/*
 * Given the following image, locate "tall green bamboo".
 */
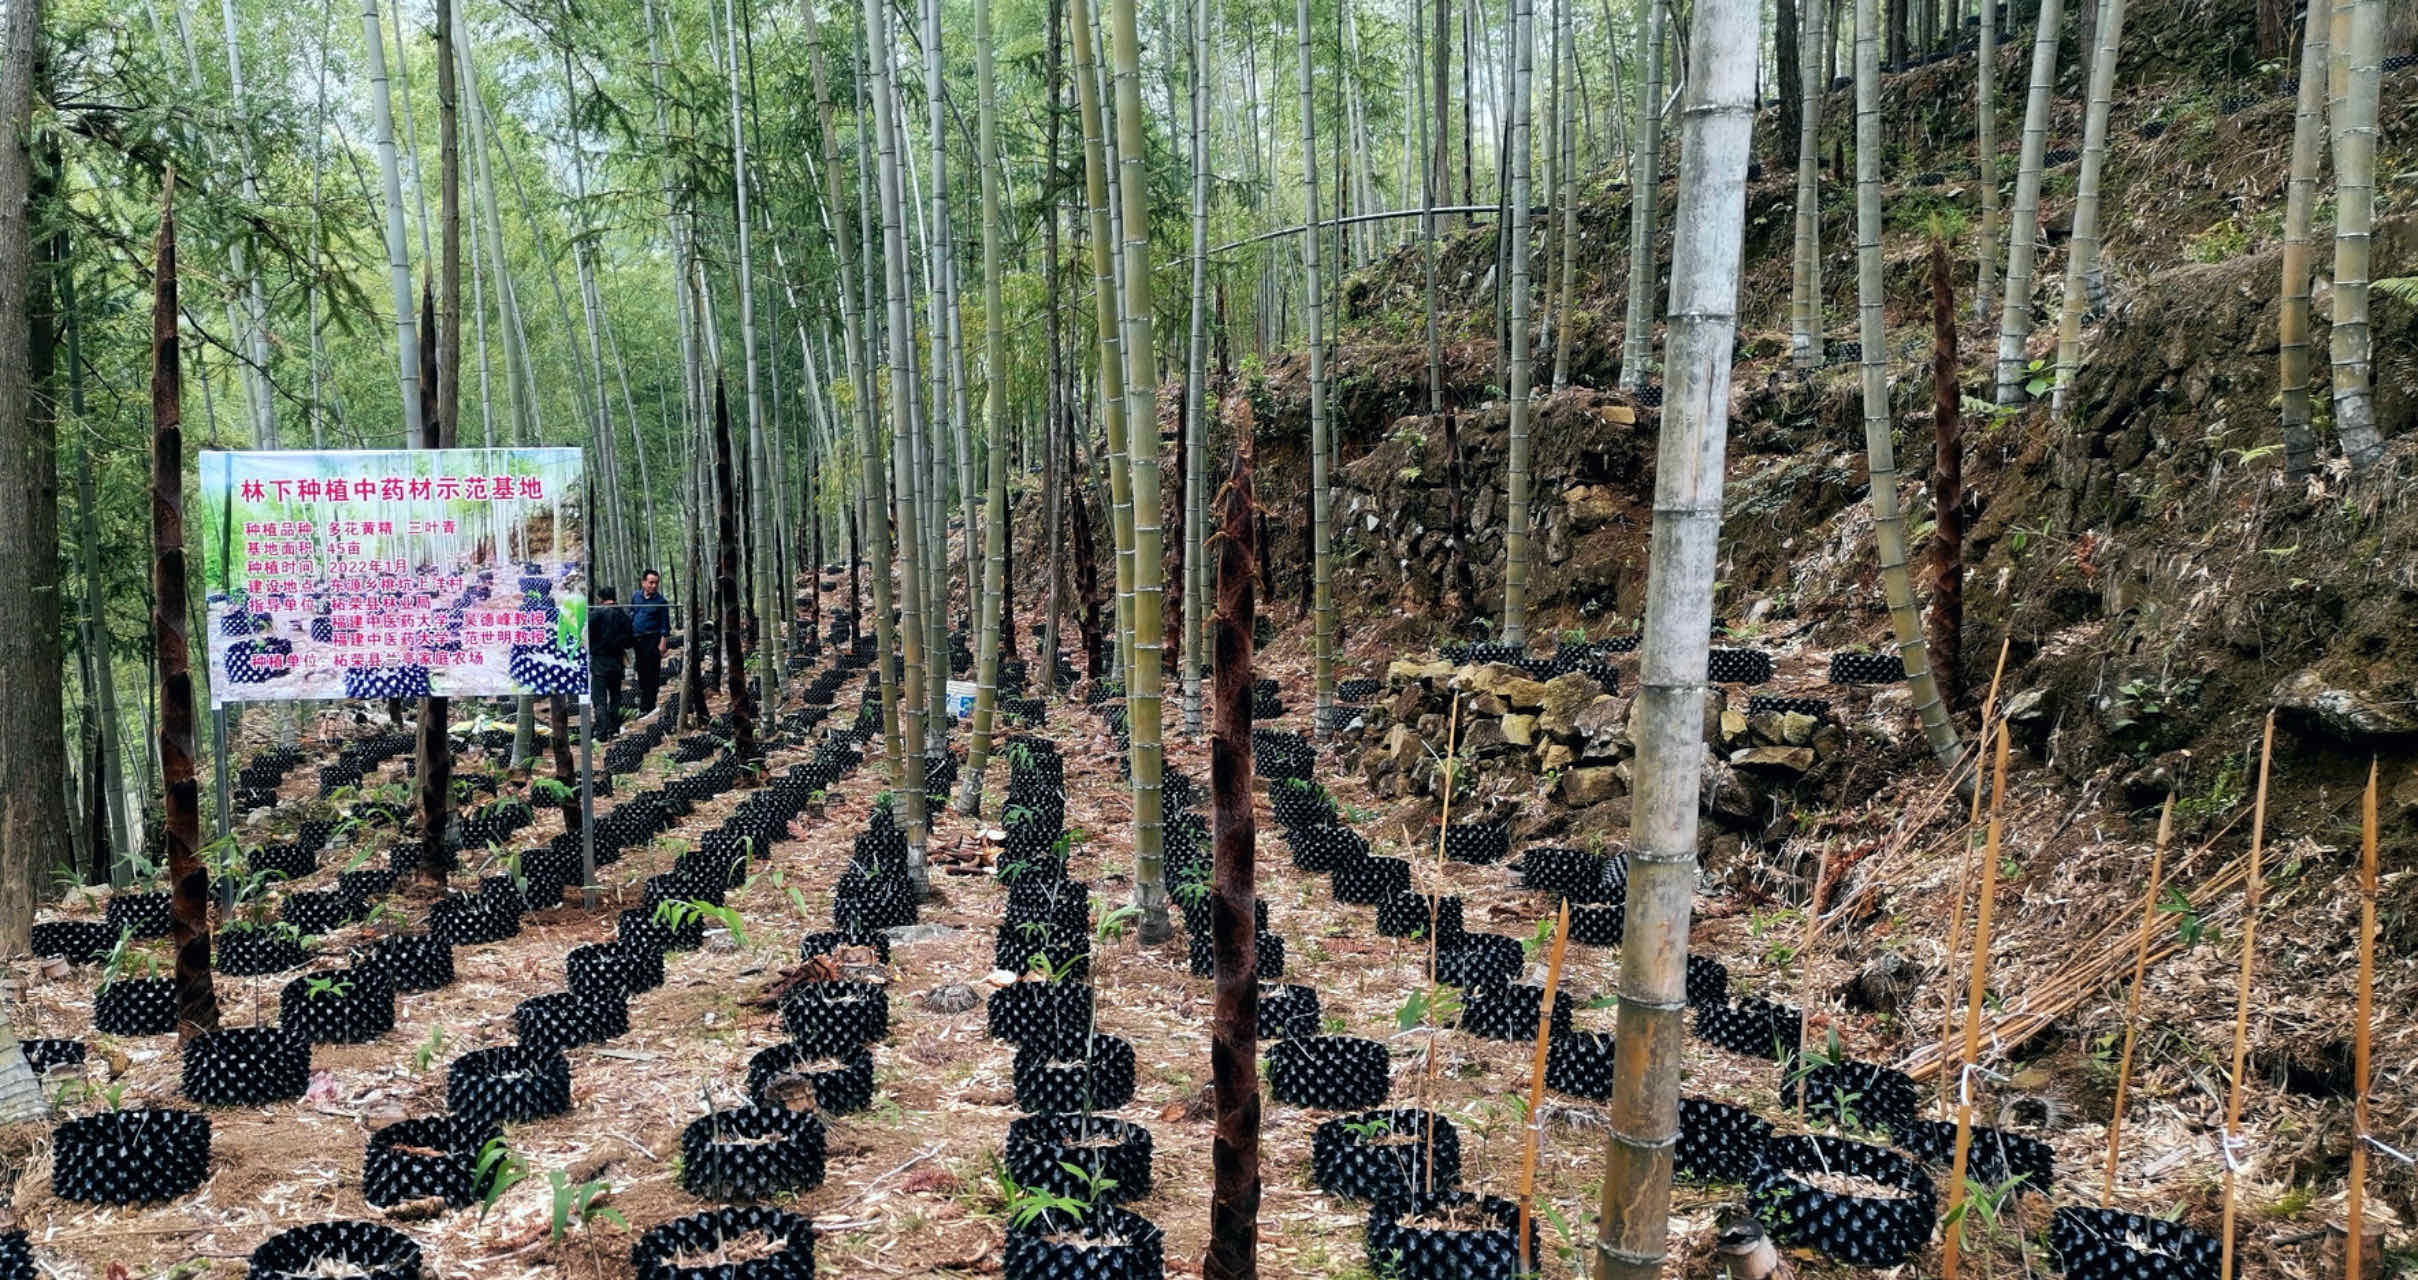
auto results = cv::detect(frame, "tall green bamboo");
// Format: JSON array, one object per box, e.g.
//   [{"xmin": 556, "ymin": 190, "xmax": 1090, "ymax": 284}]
[
  {"xmin": 1071, "ymin": 0, "xmax": 1138, "ymax": 692},
  {"xmin": 2328, "ymin": 0, "xmax": 2382, "ymax": 469},
  {"xmin": 1990, "ymin": 0, "xmax": 2064, "ymax": 404},
  {"xmin": 1109, "ymin": 0, "xmax": 1172, "ymax": 942},
  {"xmin": 1501, "ymin": 0, "xmax": 1538, "ymax": 648},
  {"xmin": 361, "ymin": 0, "xmax": 420, "ymax": 440},
  {"xmin": 1617, "ymin": 0, "xmax": 1665, "ymax": 392},
  {"xmin": 1181, "ymin": 0, "xmax": 1211, "ymax": 738},
  {"xmin": 2049, "ymin": 0, "xmax": 2127, "ymax": 414},
  {"xmin": 1592, "ymin": 0, "xmax": 1759, "ymax": 1268},
  {"xmin": 2274, "ymin": 0, "xmax": 2329, "ymax": 477},
  {"xmin": 1789, "ymin": 0, "xmax": 1826, "ymax": 368},
  {"xmin": 1295, "ymin": 0, "xmax": 1336, "ymax": 729},
  {"xmin": 960, "ymin": 0, "xmax": 1011, "ymax": 814},
  {"xmin": 722, "ymin": 0, "xmax": 779, "ymax": 713},
  {"xmin": 869, "ymin": 0, "xmax": 934, "ymax": 893},
  {"xmin": 1973, "ymin": 0, "xmax": 1998, "ymax": 321},
  {"xmin": 1856, "ymin": 0, "xmax": 1965, "ymax": 777}
]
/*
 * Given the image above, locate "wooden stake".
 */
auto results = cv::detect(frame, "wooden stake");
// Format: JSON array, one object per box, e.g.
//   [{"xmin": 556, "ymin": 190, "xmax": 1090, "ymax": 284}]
[
  {"xmin": 2345, "ymin": 758, "xmax": 2378, "ymax": 1280},
  {"xmin": 1517, "ymin": 898, "xmax": 1572, "ymax": 1274},
  {"xmin": 1940, "ymin": 721, "xmax": 2010, "ymax": 1280},
  {"xmin": 1936, "ymin": 636, "xmax": 2012, "ymax": 1107},
  {"xmin": 2101, "ymin": 792, "xmax": 2173, "ymax": 1205},
  {"xmin": 2218, "ymin": 711, "xmax": 2276, "ymax": 1280},
  {"xmin": 1419, "ymin": 692, "xmax": 1462, "ymax": 1197}
]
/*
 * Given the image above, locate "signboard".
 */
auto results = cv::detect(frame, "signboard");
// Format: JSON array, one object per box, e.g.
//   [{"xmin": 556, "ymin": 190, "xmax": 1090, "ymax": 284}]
[{"xmin": 198, "ymin": 448, "xmax": 590, "ymax": 705}]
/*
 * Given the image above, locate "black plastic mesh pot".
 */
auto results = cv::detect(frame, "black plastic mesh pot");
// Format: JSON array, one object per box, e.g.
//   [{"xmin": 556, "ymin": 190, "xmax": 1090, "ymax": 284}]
[
  {"xmin": 830, "ymin": 867, "xmax": 919, "ymax": 933},
  {"xmin": 798, "ymin": 928, "xmax": 892, "ymax": 965},
  {"xmin": 1267, "ymin": 1036, "xmax": 1391, "ymax": 1110},
  {"xmin": 515, "ymin": 990, "xmax": 630, "ymax": 1053},
  {"xmin": 93, "ymin": 977, "xmax": 178, "ymax": 1036},
  {"xmin": 1288, "ymin": 824, "xmax": 1368, "ymax": 873},
  {"xmin": 181, "ymin": 1025, "xmax": 310, "ymax": 1106},
  {"xmin": 615, "ymin": 907, "xmax": 690, "ymax": 957},
  {"xmin": 1270, "ymin": 779, "xmax": 1339, "ymax": 832},
  {"xmin": 567, "ymin": 943, "xmax": 637, "ymax": 1001},
  {"xmin": 631, "ymin": 1206, "xmax": 818, "ymax": 1280},
  {"xmin": 1676, "ymin": 1096, "xmax": 1774, "ymax": 1183},
  {"xmin": 104, "ymin": 891, "xmax": 174, "ymax": 940},
  {"xmin": 1259, "ymin": 983, "xmax": 1321, "ymax": 1040},
  {"xmin": 1013, "ymin": 1034, "xmax": 1137, "ymax": 1113},
  {"xmin": 997, "ymin": 919, "xmax": 1091, "ymax": 979},
  {"xmin": 1746, "ymin": 694, "xmax": 1831, "ymax": 719},
  {"xmin": 1687, "ymin": 954, "xmax": 1731, "ymax": 1007},
  {"xmin": 2048, "ymin": 1206, "xmax": 2221, "ymax": 1280},
  {"xmin": 986, "ymin": 981, "xmax": 1094, "ymax": 1051},
  {"xmin": 1693, "ymin": 996, "xmax": 1798, "ymax": 1059},
  {"xmin": 247, "ymin": 1220, "xmax": 421, "ymax": 1280},
  {"xmin": 1513, "ymin": 847, "xmax": 1611, "ymax": 898},
  {"xmin": 1441, "ymin": 821, "xmax": 1509, "ymax": 866},
  {"xmin": 1338, "ymin": 677, "xmax": 1383, "ymax": 702},
  {"xmin": 746, "ymin": 1043, "xmax": 877, "ymax": 1116},
  {"xmin": 364, "ymin": 1113, "xmax": 500, "ymax": 1208},
  {"xmin": 1707, "ymin": 647, "xmax": 1775, "ymax": 685},
  {"xmin": 50, "ymin": 1108, "xmax": 211, "ymax": 1204},
  {"xmin": 1897, "ymin": 1119, "xmax": 2056, "ymax": 1197},
  {"xmin": 1748, "ymin": 1133, "xmax": 1937, "ymax": 1267},
  {"xmin": 679, "ymin": 1104, "xmax": 830, "ymax": 1201},
  {"xmin": 279, "ymin": 965, "xmax": 397, "ymax": 1044},
  {"xmin": 1252, "ymin": 732, "xmax": 1316, "ymax": 782},
  {"xmin": 23, "ymin": 1038, "xmax": 82, "ymax": 1075},
  {"xmin": 1545, "ymin": 1030, "xmax": 1618, "ymax": 1100},
  {"xmin": 1827, "ymin": 651, "xmax": 1905, "ymax": 685},
  {"xmin": 429, "ymin": 891, "xmax": 521, "ymax": 945},
  {"xmin": 1003, "ymin": 1113, "xmax": 1153, "ymax": 1204},
  {"xmin": 1376, "ymin": 892, "xmax": 1462, "ymax": 943},
  {"xmin": 780, "ymin": 982, "xmax": 891, "ymax": 1056},
  {"xmin": 1780, "ymin": 1058, "xmax": 1919, "ymax": 1135},
  {"xmin": 1458, "ymin": 982, "xmax": 1575, "ymax": 1043},
  {"xmin": 1566, "ymin": 902, "xmax": 1625, "ymax": 947},
  {"xmin": 1003, "ymin": 1204, "xmax": 1163, "ymax": 1280},
  {"xmin": 370, "ymin": 933, "xmax": 456, "ymax": 993},
  {"xmin": 1364, "ymin": 1191, "xmax": 1539, "ymax": 1280},
  {"xmin": 1333, "ymin": 856, "xmax": 1411, "ymax": 905},
  {"xmin": 281, "ymin": 888, "xmax": 368, "ymax": 936},
  {"xmin": 1429, "ymin": 933, "xmax": 1522, "ymax": 989},
  {"xmin": 0, "ymin": 1229, "xmax": 30, "ymax": 1280},
  {"xmin": 447, "ymin": 1045, "xmax": 573, "ymax": 1129},
  {"xmin": 1313, "ymin": 1109, "xmax": 1462, "ymax": 1202},
  {"xmin": 29, "ymin": 919, "xmax": 119, "ymax": 965},
  {"xmin": 218, "ymin": 927, "xmax": 314, "ymax": 976}
]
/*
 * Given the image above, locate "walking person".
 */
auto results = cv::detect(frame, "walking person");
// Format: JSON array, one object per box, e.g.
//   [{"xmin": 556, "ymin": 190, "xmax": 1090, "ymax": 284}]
[
  {"xmin": 631, "ymin": 569, "xmax": 671, "ymax": 715},
  {"xmin": 590, "ymin": 586, "xmax": 633, "ymax": 738}
]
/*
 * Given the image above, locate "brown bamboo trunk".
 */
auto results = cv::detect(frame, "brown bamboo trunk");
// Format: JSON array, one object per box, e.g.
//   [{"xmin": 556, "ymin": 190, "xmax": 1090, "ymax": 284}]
[
  {"xmin": 714, "ymin": 382, "xmax": 755, "ymax": 768},
  {"xmin": 1067, "ymin": 428, "xmax": 1106, "ymax": 678},
  {"xmin": 1205, "ymin": 414, "xmax": 1260, "ymax": 1280},
  {"xmin": 415, "ymin": 281, "xmax": 454, "ymax": 881},
  {"xmin": 151, "ymin": 183, "xmax": 217, "ymax": 1042},
  {"xmin": 1927, "ymin": 233, "xmax": 1962, "ymax": 709}
]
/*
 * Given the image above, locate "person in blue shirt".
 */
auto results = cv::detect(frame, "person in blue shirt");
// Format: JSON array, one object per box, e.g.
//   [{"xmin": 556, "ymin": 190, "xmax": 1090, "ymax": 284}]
[{"xmin": 630, "ymin": 569, "xmax": 671, "ymax": 714}]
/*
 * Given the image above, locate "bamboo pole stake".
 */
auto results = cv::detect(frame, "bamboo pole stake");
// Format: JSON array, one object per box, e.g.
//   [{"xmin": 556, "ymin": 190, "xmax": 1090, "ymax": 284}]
[
  {"xmin": 2100, "ymin": 793, "xmax": 2173, "ymax": 1205},
  {"xmin": 1420, "ymin": 692, "xmax": 1462, "ymax": 1196},
  {"xmin": 1940, "ymin": 721, "xmax": 2011, "ymax": 1280},
  {"xmin": 2345, "ymin": 758, "xmax": 2378, "ymax": 1280},
  {"xmin": 2218, "ymin": 711, "xmax": 2276, "ymax": 1280},
  {"xmin": 1517, "ymin": 898, "xmax": 1573, "ymax": 1273},
  {"xmin": 1935, "ymin": 635, "xmax": 2013, "ymax": 1105}
]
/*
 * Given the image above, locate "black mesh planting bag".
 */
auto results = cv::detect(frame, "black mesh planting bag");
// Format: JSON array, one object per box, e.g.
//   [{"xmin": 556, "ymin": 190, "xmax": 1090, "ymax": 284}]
[
  {"xmin": 1363, "ymin": 1191, "xmax": 1539, "ymax": 1280},
  {"xmin": 778, "ymin": 982, "xmax": 890, "ymax": 1056},
  {"xmin": 1545, "ymin": 1030, "xmax": 1618, "ymax": 1101},
  {"xmin": 1376, "ymin": 891, "xmax": 1463, "ymax": 943},
  {"xmin": 364, "ymin": 1113, "xmax": 500, "ymax": 1208},
  {"xmin": 1332, "ymin": 855, "xmax": 1411, "ymax": 906},
  {"xmin": 1003, "ymin": 1205, "xmax": 1163, "ymax": 1280},
  {"xmin": 181, "ymin": 1025, "xmax": 310, "ymax": 1107},
  {"xmin": 29, "ymin": 919, "xmax": 119, "ymax": 965},
  {"xmin": 51, "ymin": 1108, "xmax": 212, "ymax": 1204},
  {"xmin": 514, "ymin": 990, "xmax": 630, "ymax": 1053},
  {"xmin": 1706, "ymin": 647, "xmax": 1775, "ymax": 685},
  {"xmin": 246, "ymin": 1220, "xmax": 421, "ymax": 1280},
  {"xmin": 371, "ymin": 933, "xmax": 456, "ymax": 993},
  {"xmin": 2047, "ymin": 1206, "xmax": 2221, "ymax": 1280},
  {"xmin": 1676, "ymin": 1096, "xmax": 1774, "ymax": 1184},
  {"xmin": 1827, "ymin": 651, "xmax": 1905, "ymax": 685},
  {"xmin": 1428, "ymin": 933, "xmax": 1522, "ymax": 989},
  {"xmin": 1747, "ymin": 1133, "xmax": 1937, "ymax": 1268},
  {"xmin": 745, "ymin": 1043, "xmax": 877, "ymax": 1116},
  {"xmin": 1693, "ymin": 996, "xmax": 1798, "ymax": 1059},
  {"xmin": 1002, "ymin": 1113, "xmax": 1153, "ymax": 1205},
  {"xmin": 104, "ymin": 891, "xmax": 174, "ymax": 939},
  {"xmin": 279, "ymin": 964, "xmax": 397, "ymax": 1044},
  {"xmin": 1897, "ymin": 1118, "xmax": 2056, "ymax": 1197},
  {"xmin": 447, "ymin": 1045, "xmax": 573, "ymax": 1129},
  {"xmin": 1457, "ymin": 982, "xmax": 1575, "ymax": 1043},
  {"xmin": 1441, "ymin": 821, "xmax": 1509, "ymax": 866},
  {"xmin": 986, "ymin": 981, "xmax": 1094, "ymax": 1052},
  {"xmin": 1779, "ymin": 1057, "xmax": 1920, "ymax": 1135},
  {"xmin": 1012, "ymin": 1034, "xmax": 1137, "ymax": 1113},
  {"xmin": 679, "ymin": 1105, "xmax": 829, "ymax": 1201},
  {"xmin": 1312, "ymin": 1108, "xmax": 1461, "ymax": 1202},
  {"xmin": 1267, "ymin": 1036, "xmax": 1391, "ymax": 1110},
  {"xmin": 93, "ymin": 977, "xmax": 179, "ymax": 1036},
  {"xmin": 218, "ymin": 926, "xmax": 314, "ymax": 977},
  {"xmin": 630, "ymin": 1206, "xmax": 817, "ymax": 1280},
  {"xmin": 1258, "ymin": 983, "xmax": 1321, "ymax": 1040}
]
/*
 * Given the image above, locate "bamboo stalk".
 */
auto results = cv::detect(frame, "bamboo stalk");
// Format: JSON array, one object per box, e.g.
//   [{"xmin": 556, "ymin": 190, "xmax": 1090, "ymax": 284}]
[
  {"xmin": 2100, "ymin": 793, "xmax": 2173, "ymax": 1206},
  {"xmin": 1517, "ymin": 898, "xmax": 1573, "ymax": 1274},
  {"xmin": 1935, "ymin": 636, "xmax": 2012, "ymax": 1105},
  {"xmin": 1420, "ymin": 693, "xmax": 1462, "ymax": 1197},
  {"xmin": 2218, "ymin": 711, "xmax": 2277, "ymax": 1280},
  {"xmin": 2345, "ymin": 758, "xmax": 2378, "ymax": 1280},
  {"xmin": 1940, "ymin": 721, "xmax": 2010, "ymax": 1280}
]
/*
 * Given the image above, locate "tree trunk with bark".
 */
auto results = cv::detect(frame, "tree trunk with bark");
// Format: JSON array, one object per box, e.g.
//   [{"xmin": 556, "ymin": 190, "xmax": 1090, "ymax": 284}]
[
  {"xmin": 1928, "ymin": 231, "xmax": 1963, "ymax": 710},
  {"xmin": 713, "ymin": 383, "xmax": 755, "ymax": 770},
  {"xmin": 1204, "ymin": 421, "xmax": 1261, "ymax": 1280}
]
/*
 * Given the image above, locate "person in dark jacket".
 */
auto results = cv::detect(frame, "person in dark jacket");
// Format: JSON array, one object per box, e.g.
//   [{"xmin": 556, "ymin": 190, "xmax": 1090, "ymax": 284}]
[
  {"xmin": 630, "ymin": 569, "xmax": 671, "ymax": 714},
  {"xmin": 590, "ymin": 586, "xmax": 633, "ymax": 738}
]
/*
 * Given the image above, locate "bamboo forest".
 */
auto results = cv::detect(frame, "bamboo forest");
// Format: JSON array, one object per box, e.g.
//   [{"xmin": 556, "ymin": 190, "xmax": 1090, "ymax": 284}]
[{"xmin": 0, "ymin": 0, "xmax": 2410, "ymax": 1271}]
